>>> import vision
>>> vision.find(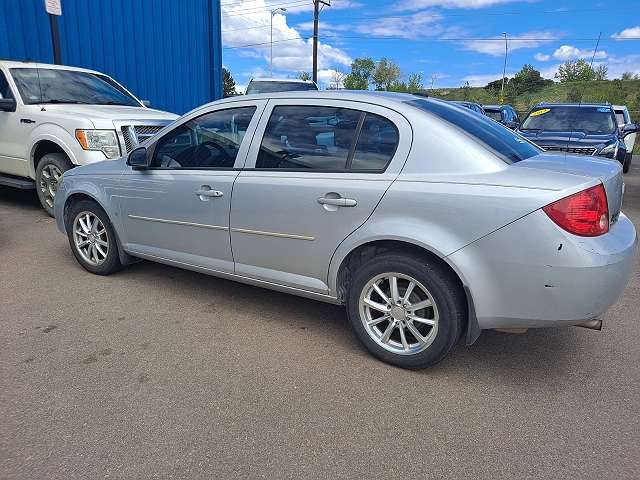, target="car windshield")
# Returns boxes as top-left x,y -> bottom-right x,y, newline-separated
246,81 -> 318,94
406,98 -> 541,164
521,106 -> 617,134
10,68 -> 141,106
